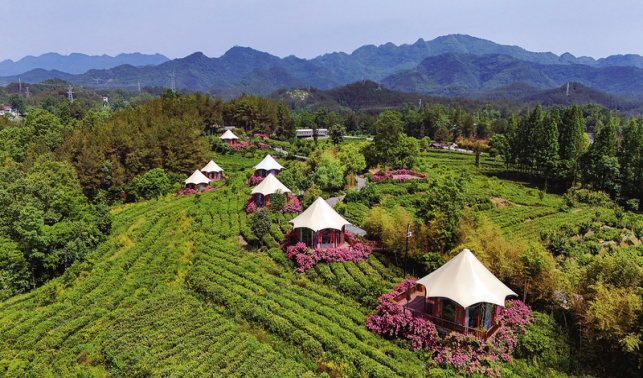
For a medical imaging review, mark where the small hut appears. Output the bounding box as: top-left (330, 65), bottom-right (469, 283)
top-left (220, 129), bottom-right (239, 145)
top-left (250, 173), bottom-right (291, 207)
top-left (254, 154), bottom-right (284, 177)
top-left (182, 170), bottom-right (211, 191)
top-left (412, 249), bottom-right (517, 336)
top-left (201, 160), bottom-right (224, 180)
top-left (289, 197), bottom-right (350, 249)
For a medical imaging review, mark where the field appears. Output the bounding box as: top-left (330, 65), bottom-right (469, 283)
top-left (0, 185), bottom-right (425, 377)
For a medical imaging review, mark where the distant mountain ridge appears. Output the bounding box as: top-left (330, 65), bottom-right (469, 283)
top-left (4, 34), bottom-right (643, 100)
top-left (381, 53), bottom-right (643, 97)
top-left (0, 52), bottom-right (169, 76)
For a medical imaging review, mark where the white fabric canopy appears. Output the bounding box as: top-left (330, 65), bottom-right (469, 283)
top-left (183, 170), bottom-right (211, 185)
top-left (254, 154), bottom-right (284, 171)
top-left (416, 249), bottom-right (517, 308)
top-left (220, 129), bottom-right (238, 140)
top-left (289, 197), bottom-right (351, 232)
top-left (251, 173), bottom-right (291, 196)
top-left (202, 160), bottom-right (224, 173)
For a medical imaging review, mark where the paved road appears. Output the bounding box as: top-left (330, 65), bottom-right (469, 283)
top-left (270, 146), bottom-right (307, 159)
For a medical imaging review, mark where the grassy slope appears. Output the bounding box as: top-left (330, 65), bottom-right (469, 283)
top-left (0, 185), bottom-right (424, 377)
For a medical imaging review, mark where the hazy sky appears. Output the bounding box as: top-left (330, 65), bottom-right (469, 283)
top-left (3, 0), bottom-right (642, 61)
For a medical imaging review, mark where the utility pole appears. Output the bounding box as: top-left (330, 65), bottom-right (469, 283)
top-left (566, 82), bottom-right (570, 96)
top-left (25, 86), bottom-right (29, 99)
top-left (404, 223), bottom-right (411, 277)
top-left (419, 98), bottom-right (422, 110)
top-left (68, 85), bottom-right (74, 103)
top-left (19, 78), bottom-right (21, 94)
top-left (138, 81), bottom-right (141, 93)
top-left (93, 78), bottom-right (100, 86)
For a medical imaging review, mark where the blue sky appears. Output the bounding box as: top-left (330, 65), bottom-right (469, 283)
top-left (3, 0), bottom-right (641, 61)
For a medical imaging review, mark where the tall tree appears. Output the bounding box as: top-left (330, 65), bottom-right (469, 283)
top-left (619, 119), bottom-right (643, 203)
top-left (328, 123), bottom-right (345, 145)
top-left (558, 104), bottom-right (586, 184)
top-left (581, 119), bottom-right (620, 196)
top-left (536, 113), bottom-right (560, 188)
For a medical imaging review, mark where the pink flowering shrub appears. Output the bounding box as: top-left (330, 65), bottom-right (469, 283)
top-left (244, 197), bottom-right (258, 214)
top-left (366, 281), bottom-right (534, 377)
top-left (283, 230), bottom-right (373, 272)
top-left (175, 185), bottom-right (222, 197)
top-left (372, 169), bottom-right (428, 182)
top-left (228, 141), bottom-right (253, 151)
top-left (248, 175), bottom-right (264, 186)
top-left (282, 194), bottom-right (302, 213)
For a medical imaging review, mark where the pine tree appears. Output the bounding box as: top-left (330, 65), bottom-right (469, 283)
top-left (558, 105), bottom-right (585, 185)
top-left (536, 113), bottom-right (559, 188)
top-left (619, 119), bottom-right (643, 202)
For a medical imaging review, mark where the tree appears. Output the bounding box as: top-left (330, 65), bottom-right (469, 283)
top-left (328, 123), bottom-right (345, 145)
top-left (581, 119), bottom-right (620, 196)
top-left (558, 104), bottom-right (585, 184)
top-left (619, 119), bottom-right (643, 202)
top-left (418, 174), bottom-right (469, 252)
top-left (249, 208), bottom-right (272, 248)
top-left (269, 190), bottom-right (286, 213)
top-left (311, 151), bottom-right (345, 190)
top-left (434, 126), bottom-right (450, 144)
top-left (277, 161), bottom-right (311, 194)
top-left (133, 168), bottom-right (171, 200)
top-left (337, 143), bottom-right (366, 176)
top-left (536, 113), bottom-right (559, 187)
top-left (314, 107), bottom-right (329, 145)
top-left (489, 134), bottom-right (511, 175)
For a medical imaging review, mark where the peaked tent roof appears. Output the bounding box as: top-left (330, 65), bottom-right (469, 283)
top-left (183, 170), bottom-right (211, 185)
top-left (416, 249), bottom-right (517, 308)
top-left (254, 154), bottom-right (285, 171)
top-left (220, 129), bottom-right (238, 140)
top-left (289, 197), bottom-right (351, 232)
top-left (251, 173), bottom-right (291, 196)
top-left (202, 160), bottom-right (224, 173)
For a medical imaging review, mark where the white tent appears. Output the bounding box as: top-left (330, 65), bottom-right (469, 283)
top-left (201, 160), bottom-right (224, 173)
top-left (251, 173), bottom-right (291, 196)
top-left (289, 197), bottom-right (350, 232)
top-left (254, 154), bottom-right (285, 171)
top-left (183, 170), bottom-right (211, 186)
top-left (220, 129), bottom-right (239, 140)
top-left (416, 249), bottom-right (517, 308)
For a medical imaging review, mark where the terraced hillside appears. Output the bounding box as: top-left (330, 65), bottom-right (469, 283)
top-left (0, 188), bottom-right (424, 377)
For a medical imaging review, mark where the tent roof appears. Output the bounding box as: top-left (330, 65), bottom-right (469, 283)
top-left (289, 197), bottom-right (351, 232)
top-left (220, 129), bottom-right (238, 140)
top-left (183, 170), bottom-right (211, 185)
top-left (416, 249), bottom-right (517, 308)
top-left (254, 154), bottom-right (285, 171)
top-left (251, 173), bottom-right (291, 196)
top-left (202, 160), bottom-right (224, 173)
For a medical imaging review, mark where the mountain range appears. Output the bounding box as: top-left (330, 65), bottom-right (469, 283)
top-left (0, 52), bottom-right (169, 77)
top-left (4, 35), bottom-right (643, 100)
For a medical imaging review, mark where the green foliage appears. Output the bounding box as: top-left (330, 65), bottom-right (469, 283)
top-left (344, 183), bottom-right (382, 208)
top-left (249, 208), bottom-right (272, 248)
top-left (130, 168), bottom-right (171, 201)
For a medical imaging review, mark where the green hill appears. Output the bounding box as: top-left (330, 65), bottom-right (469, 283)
top-left (0, 179), bottom-right (423, 377)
